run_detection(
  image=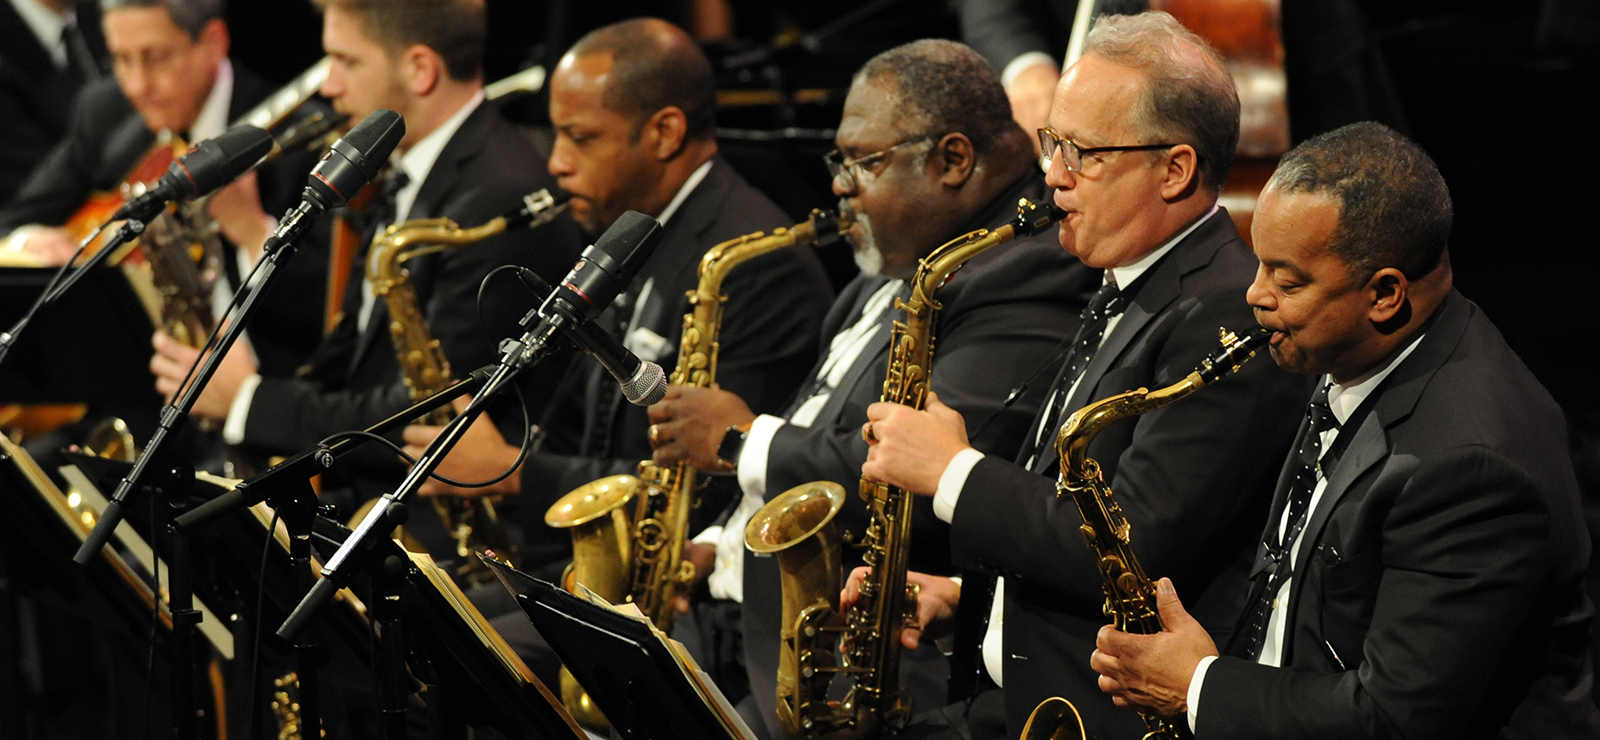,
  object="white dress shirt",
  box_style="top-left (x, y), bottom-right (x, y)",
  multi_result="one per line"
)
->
top-left (1185, 333), bottom-right (1424, 731)
top-left (9, 0), bottom-right (70, 68)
